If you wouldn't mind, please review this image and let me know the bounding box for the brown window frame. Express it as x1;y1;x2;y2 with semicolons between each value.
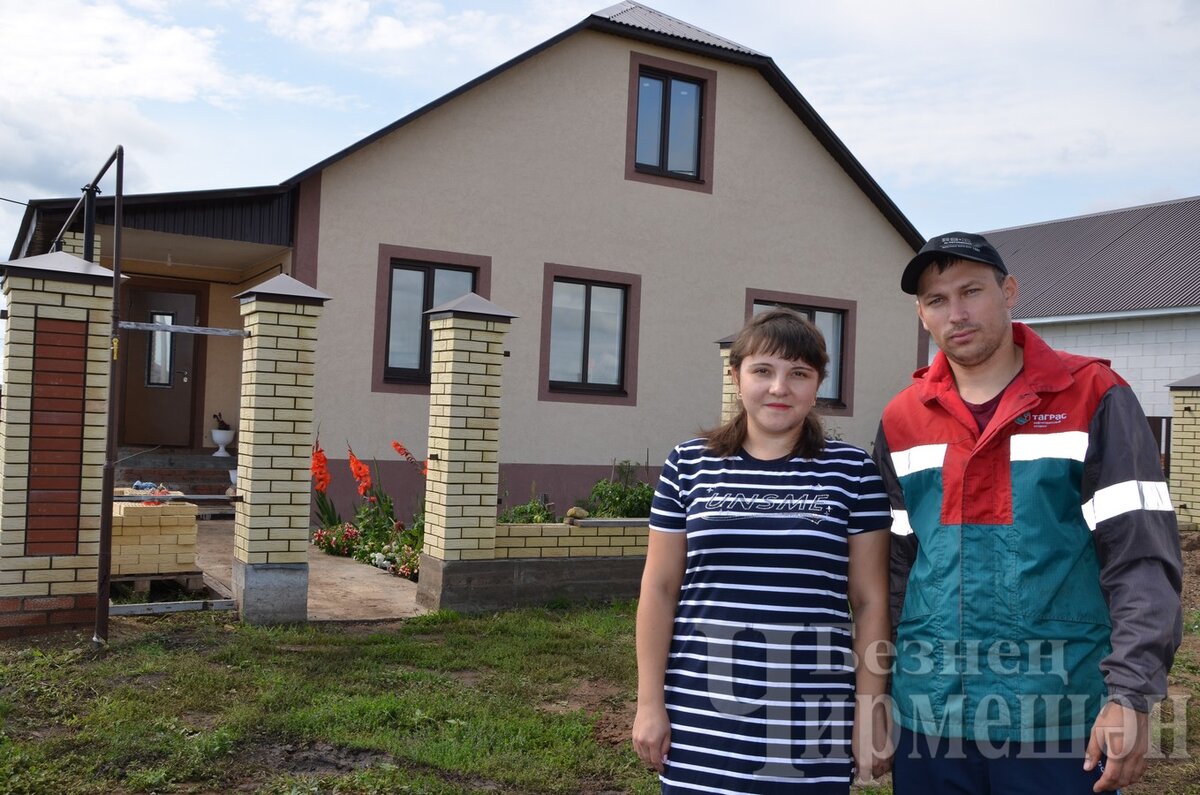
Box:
625;52;716;195
371;244;491;395
745;288;857;417
539;262;641;406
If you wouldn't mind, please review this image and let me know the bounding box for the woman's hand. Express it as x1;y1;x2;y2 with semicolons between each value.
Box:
632;703;671;772
852;693;894;782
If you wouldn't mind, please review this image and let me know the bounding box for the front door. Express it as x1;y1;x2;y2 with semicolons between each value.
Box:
122;289;198;446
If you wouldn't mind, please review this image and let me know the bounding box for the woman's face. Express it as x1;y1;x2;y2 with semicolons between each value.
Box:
733;351;821;447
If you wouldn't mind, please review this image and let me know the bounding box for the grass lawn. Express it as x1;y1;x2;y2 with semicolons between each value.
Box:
3;560;1199;794
0;604;654;794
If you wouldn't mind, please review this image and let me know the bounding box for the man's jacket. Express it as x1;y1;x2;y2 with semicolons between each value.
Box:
875;323;1182;742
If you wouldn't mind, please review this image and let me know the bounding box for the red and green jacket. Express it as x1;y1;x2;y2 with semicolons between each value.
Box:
875;323;1182;742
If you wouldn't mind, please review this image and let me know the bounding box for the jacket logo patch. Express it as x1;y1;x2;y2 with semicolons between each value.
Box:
1015;413;1031;426
1029;412;1068;428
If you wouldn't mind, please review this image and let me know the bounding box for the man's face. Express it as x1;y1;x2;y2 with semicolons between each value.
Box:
915;259;1018;369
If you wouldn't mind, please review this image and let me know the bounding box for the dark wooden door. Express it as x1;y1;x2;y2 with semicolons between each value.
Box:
122;289;197;446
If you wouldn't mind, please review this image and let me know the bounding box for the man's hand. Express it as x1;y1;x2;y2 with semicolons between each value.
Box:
852;695;894;783
1084;700;1150;792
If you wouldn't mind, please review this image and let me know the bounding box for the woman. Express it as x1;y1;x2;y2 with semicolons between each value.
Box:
632;308;892;793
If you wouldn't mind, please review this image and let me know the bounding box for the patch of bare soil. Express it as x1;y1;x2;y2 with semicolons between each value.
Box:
242;740;392;775
538;679;636;749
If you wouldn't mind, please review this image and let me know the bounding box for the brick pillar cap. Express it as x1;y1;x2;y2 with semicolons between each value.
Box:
1;250;115;285
235;274;331;305
1169;373;1200;389
425;292;517;322
716;333;736;348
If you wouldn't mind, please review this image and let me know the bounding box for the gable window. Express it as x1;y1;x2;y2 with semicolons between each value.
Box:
385;262;475;381
372;244;492;394
625;52;716;194
539;263;641;406
747;289;857;416
635;71;702;178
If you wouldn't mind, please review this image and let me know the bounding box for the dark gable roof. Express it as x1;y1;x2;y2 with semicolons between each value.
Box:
986;195;1200;320
284;2;922;250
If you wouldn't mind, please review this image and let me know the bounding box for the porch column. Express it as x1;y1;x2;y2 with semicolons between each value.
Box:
0;252;113;638
717;334;738;424
417;293;515;609
231;275;330;625
1169;375;1200;531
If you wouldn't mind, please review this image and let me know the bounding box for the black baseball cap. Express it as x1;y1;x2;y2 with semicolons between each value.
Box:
901;231;1008;294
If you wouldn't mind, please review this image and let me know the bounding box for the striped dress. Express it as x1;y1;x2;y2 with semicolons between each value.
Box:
649;438;891;794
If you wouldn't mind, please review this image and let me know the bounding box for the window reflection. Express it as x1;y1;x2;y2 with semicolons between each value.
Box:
147;312;174;387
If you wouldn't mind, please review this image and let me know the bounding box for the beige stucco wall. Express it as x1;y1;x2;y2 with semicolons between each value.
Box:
311;30;918;466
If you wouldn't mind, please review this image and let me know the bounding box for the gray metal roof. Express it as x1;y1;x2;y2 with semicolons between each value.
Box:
984;195;1200;319
594;2;762;56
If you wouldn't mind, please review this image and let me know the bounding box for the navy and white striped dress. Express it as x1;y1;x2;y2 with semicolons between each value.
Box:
649;438;891;794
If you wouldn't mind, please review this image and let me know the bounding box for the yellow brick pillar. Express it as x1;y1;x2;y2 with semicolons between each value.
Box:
717;334;738;424
417;293;515;610
231;275;330;624
0;251;113;638
1169;376;1200;531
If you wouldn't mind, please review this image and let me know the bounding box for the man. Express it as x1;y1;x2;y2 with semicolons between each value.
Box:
874;231;1182;794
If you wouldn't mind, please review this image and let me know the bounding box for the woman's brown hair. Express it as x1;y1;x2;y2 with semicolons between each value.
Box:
704;307;829;459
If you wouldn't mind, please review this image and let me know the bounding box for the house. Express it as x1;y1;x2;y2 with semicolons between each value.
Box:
984;194;1200;458
8;2;923;517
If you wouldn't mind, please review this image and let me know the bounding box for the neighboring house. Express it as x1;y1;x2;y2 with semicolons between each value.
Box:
7;2;923;513
984;195;1200;458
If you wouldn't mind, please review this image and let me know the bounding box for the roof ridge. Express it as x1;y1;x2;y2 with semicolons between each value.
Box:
984;193;1200;234
593;1;763;56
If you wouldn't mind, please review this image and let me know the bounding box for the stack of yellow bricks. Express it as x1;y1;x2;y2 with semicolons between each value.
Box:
494;519;649;559
110;489;198;576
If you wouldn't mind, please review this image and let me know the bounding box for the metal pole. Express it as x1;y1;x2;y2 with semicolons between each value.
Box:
51;148;117;253
93;145;124;646
82;185;97;262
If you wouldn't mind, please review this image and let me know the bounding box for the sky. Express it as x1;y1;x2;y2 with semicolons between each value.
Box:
1;0;1199;255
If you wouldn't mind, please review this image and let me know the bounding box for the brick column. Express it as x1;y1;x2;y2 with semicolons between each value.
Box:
717;334;738;424
0;252;114;638
417;293;515;610
231;275;330;624
1169;375;1200;531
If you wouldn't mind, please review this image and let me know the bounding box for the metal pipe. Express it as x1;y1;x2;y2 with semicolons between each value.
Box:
51;148;119;252
82;185;97;262
94;145;124;647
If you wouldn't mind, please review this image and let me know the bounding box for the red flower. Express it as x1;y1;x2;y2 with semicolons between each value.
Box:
421;459;429;477
391;440;409;458
311;441;331;493
347;447;371;496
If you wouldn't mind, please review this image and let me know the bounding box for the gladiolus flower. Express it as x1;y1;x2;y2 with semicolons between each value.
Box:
311;442;331;493
421;459;429;477
348;447;371;495
392;440;409;458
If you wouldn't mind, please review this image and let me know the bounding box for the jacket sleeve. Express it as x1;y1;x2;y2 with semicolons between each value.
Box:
873;422;918;630
1084;384;1183;712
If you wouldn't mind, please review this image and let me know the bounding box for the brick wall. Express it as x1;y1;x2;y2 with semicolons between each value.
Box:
0;263;112;638
234;298;319;566
423;313;507;562
1029;315;1200;417
495;518;648;559
1170;387;1199;530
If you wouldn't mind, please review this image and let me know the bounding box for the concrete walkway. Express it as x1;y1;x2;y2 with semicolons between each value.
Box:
195;520;427;622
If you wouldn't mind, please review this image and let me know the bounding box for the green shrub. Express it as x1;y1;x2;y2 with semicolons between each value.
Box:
499;493;556;523
580;460;654;518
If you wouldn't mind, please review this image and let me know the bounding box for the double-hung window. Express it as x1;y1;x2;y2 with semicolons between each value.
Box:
385;261;475;382
748;290;857;414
